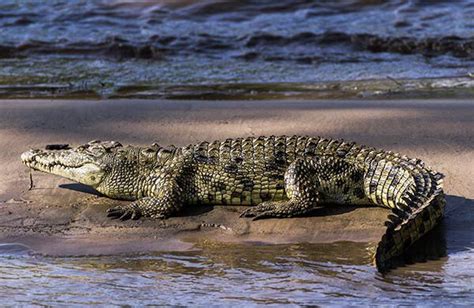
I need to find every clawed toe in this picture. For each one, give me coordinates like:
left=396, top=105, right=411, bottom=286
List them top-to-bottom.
left=239, top=201, right=300, bottom=220
left=239, top=203, right=275, bottom=220
left=106, top=206, right=141, bottom=221
left=106, top=207, right=122, bottom=218
left=239, top=207, right=257, bottom=218
left=239, top=208, right=276, bottom=220
left=251, top=212, right=274, bottom=220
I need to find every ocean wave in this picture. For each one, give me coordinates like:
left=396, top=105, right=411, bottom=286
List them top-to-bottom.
left=0, top=0, right=473, bottom=93
left=101, top=0, right=390, bottom=21
left=0, top=32, right=472, bottom=61
left=245, top=32, right=474, bottom=59
left=350, top=34, right=474, bottom=58
left=0, top=37, right=164, bottom=60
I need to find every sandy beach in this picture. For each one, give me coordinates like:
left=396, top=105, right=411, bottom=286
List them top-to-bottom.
left=0, top=99, right=472, bottom=257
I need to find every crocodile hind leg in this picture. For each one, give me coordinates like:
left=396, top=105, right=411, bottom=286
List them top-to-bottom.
left=240, top=156, right=366, bottom=220
left=240, top=158, right=321, bottom=219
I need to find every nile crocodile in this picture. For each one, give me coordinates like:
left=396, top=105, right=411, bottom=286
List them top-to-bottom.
left=20, top=136, right=445, bottom=272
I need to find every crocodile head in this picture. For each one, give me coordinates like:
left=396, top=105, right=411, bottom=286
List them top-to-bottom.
left=21, top=140, right=160, bottom=200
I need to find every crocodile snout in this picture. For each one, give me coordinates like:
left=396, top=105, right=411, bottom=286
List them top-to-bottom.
left=21, top=149, right=41, bottom=165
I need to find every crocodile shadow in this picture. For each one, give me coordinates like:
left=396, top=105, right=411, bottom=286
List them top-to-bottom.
left=59, top=183, right=103, bottom=197
left=388, top=195, right=474, bottom=271
left=441, top=195, right=474, bottom=254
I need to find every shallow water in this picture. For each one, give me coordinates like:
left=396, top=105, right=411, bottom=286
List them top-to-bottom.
left=0, top=0, right=473, bottom=98
left=3, top=195, right=474, bottom=306
left=0, top=232, right=473, bottom=306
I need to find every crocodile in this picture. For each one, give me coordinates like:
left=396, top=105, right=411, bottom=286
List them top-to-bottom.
left=20, top=136, right=445, bottom=272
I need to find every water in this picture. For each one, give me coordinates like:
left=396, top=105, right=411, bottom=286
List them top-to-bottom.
left=0, top=0, right=473, bottom=98
left=2, top=196, right=473, bottom=306
left=1, top=233, right=473, bottom=306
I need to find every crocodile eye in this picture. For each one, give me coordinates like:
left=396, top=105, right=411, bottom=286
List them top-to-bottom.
left=110, top=141, right=122, bottom=148
left=87, top=147, right=106, bottom=157
left=90, top=175, right=96, bottom=181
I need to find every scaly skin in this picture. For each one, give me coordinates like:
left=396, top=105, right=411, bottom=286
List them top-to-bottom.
left=21, top=136, right=445, bottom=272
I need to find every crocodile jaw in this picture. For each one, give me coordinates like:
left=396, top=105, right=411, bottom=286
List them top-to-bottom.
left=21, top=149, right=105, bottom=188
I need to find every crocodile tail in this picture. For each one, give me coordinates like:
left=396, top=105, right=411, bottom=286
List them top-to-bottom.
left=374, top=169, right=445, bottom=272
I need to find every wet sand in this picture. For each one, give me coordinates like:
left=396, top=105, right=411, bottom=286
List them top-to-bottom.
left=0, top=99, right=472, bottom=257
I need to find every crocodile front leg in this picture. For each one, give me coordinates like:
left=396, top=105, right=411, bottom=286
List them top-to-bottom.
left=241, top=156, right=367, bottom=220
left=107, top=177, right=185, bottom=221
left=106, top=196, right=181, bottom=220
left=107, top=197, right=164, bottom=220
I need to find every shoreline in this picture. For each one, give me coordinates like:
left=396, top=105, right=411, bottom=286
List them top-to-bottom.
left=1, top=76, right=474, bottom=100
left=0, top=99, right=472, bottom=258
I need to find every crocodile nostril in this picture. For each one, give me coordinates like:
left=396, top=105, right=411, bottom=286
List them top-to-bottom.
left=21, top=150, right=36, bottom=163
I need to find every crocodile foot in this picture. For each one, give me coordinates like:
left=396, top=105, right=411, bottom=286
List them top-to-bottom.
left=240, top=200, right=323, bottom=220
left=239, top=201, right=296, bottom=220
left=107, top=204, right=142, bottom=221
